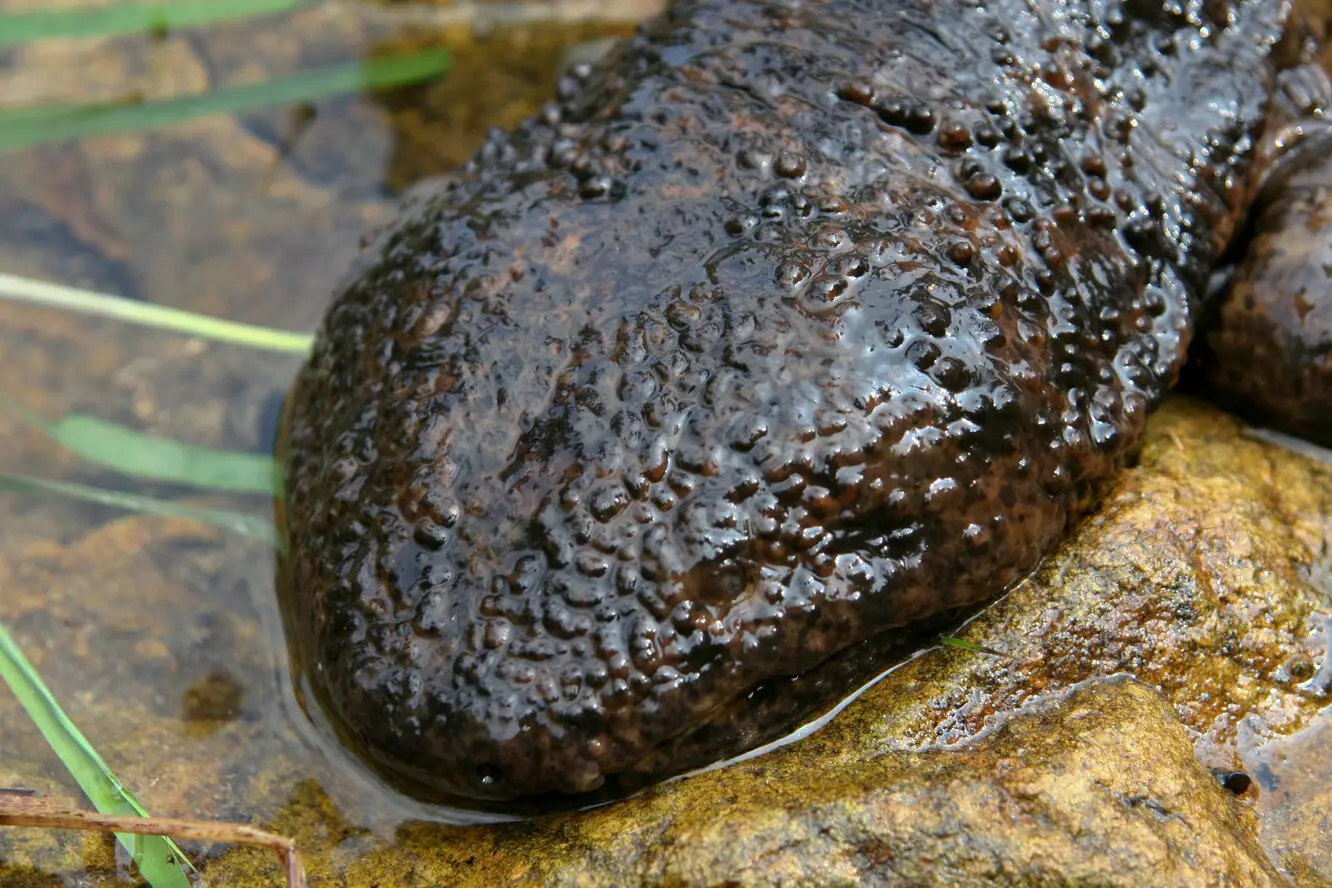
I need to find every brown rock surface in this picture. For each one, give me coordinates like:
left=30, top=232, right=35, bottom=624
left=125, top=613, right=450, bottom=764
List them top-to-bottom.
left=336, top=678, right=1286, bottom=888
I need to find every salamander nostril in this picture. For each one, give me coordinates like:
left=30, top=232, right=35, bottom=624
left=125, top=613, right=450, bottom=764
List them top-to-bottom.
left=476, top=764, right=504, bottom=788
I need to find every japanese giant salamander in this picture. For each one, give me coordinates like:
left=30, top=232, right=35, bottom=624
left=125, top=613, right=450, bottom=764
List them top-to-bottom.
left=278, top=0, right=1332, bottom=805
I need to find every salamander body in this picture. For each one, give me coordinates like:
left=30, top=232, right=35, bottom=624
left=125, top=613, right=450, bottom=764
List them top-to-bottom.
left=280, top=0, right=1325, bottom=804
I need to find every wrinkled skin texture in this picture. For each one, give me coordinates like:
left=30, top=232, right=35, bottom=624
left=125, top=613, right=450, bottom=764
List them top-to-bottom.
left=281, top=0, right=1316, bottom=804
left=1198, top=126, right=1332, bottom=444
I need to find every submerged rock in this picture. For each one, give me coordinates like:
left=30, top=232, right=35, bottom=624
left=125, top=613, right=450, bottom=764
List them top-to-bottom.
left=1246, top=705, right=1332, bottom=885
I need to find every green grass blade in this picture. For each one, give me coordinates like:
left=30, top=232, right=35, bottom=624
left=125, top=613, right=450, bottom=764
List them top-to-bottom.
left=0, top=0, right=307, bottom=47
left=0, top=49, right=452, bottom=153
left=0, top=272, right=314, bottom=354
left=3, top=400, right=284, bottom=498
left=54, top=414, right=284, bottom=497
left=0, top=472, right=285, bottom=553
left=0, top=621, right=196, bottom=888
left=938, top=636, right=1010, bottom=658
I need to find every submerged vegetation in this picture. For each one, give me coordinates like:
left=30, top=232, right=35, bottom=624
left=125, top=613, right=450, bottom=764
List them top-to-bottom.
left=0, top=0, right=308, bottom=46
left=0, top=1, right=452, bottom=885
left=0, top=50, right=450, bottom=154
left=0, top=272, right=312, bottom=354
left=4, top=397, right=285, bottom=497
left=0, top=623, right=197, bottom=888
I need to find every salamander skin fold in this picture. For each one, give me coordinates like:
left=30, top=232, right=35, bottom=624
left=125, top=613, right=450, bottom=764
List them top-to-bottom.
left=279, top=0, right=1304, bottom=804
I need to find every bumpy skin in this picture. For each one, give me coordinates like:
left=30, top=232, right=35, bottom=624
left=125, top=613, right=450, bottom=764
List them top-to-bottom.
left=281, top=0, right=1291, bottom=803
left=1199, top=126, right=1332, bottom=445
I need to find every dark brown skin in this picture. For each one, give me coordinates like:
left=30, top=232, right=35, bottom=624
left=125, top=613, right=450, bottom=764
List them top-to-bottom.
left=280, top=0, right=1315, bottom=806
left=1197, top=121, right=1332, bottom=444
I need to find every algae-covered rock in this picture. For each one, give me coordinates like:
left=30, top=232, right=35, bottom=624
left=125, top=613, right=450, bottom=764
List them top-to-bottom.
left=846, top=398, right=1332, bottom=777
left=342, top=678, right=1285, bottom=887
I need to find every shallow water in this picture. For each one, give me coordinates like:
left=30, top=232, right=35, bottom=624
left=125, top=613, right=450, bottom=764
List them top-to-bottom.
left=0, top=0, right=655, bottom=880
left=0, top=1, right=1330, bottom=886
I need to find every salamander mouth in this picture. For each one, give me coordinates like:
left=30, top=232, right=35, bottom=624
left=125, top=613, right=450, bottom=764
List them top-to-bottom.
left=284, top=586, right=967, bottom=811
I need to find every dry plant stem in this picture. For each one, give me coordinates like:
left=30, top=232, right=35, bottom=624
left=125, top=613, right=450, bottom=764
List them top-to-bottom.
left=334, top=0, right=667, bottom=28
left=0, top=791, right=302, bottom=888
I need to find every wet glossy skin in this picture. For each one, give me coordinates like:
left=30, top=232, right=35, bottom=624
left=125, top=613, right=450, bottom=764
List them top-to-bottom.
left=280, top=0, right=1322, bottom=804
left=1197, top=126, right=1332, bottom=444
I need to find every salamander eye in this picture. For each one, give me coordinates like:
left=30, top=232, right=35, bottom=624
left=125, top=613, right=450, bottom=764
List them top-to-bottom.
left=684, top=558, right=754, bottom=606
left=716, top=564, right=746, bottom=598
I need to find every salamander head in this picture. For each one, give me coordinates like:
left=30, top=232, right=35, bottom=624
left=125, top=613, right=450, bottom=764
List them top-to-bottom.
left=280, top=0, right=1282, bottom=805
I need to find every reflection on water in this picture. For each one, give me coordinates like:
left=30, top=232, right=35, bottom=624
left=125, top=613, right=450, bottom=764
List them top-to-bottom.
left=0, top=1, right=650, bottom=882
left=1240, top=655, right=1332, bottom=884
